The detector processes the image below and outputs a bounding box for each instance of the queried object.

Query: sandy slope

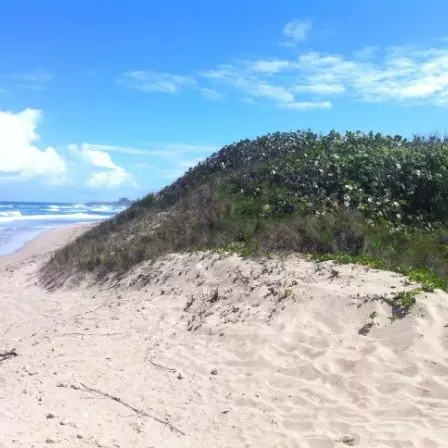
[1,227,448,447]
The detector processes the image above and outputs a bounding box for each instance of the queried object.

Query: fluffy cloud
[82,147,119,170]
[0,109,66,179]
[0,109,135,189]
[86,168,131,188]
[297,49,448,105]
[72,143,136,188]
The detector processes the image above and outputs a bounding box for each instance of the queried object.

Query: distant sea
[0,201,126,256]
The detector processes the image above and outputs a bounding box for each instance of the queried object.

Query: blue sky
[1,0,448,202]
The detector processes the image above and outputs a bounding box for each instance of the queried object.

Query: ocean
[0,201,126,256]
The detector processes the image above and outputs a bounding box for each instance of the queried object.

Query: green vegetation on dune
[40,130,448,290]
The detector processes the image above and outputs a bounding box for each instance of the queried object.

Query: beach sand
[1,226,448,447]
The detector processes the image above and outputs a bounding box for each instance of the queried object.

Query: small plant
[329,268,340,279]
[394,289,419,309]
[389,288,421,320]
[276,288,292,304]
[358,310,377,336]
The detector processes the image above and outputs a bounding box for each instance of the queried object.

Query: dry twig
[0,349,18,362]
[66,382,185,435]
[55,332,126,338]
[148,358,177,373]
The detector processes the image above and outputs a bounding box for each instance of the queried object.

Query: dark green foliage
[40,130,448,290]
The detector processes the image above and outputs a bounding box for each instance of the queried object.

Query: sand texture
[1,227,448,447]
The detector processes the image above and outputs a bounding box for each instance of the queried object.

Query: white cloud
[119,22,448,109]
[81,146,118,169]
[293,83,346,94]
[250,60,295,74]
[282,101,332,110]
[0,109,66,180]
[118,70,225,101]
[118,70,194,93]
[73,143,136,188]
[0,110,136,189]
[297,48,448,105]
[252,83,295,103]
[86,168,131,188]
[201,62,332,109]
[282,20,312,46]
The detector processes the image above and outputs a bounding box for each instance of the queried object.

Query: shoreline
[0,223,92,269]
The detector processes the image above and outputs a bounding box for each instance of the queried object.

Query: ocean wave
[0,211,22,218]
[41,206,120,214]
[42,207,88,213]
[89,205,113,213]
[87,205,126,213]
[0,212,107,224]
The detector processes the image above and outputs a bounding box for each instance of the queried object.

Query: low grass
[213,244,253,258]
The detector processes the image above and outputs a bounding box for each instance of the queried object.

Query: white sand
[1,226,448,447]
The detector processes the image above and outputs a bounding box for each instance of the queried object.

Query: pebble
[45,438,55,444]
[46,413,55,419]
[210,368,218,375]
[76,433,84,440]
[340,436,356,446]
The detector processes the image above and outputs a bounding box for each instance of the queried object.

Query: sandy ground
[1,227,448,447]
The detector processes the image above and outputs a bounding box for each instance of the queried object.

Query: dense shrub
[223,131,448,226]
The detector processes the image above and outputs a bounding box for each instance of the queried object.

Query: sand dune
[1,227,448,447]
